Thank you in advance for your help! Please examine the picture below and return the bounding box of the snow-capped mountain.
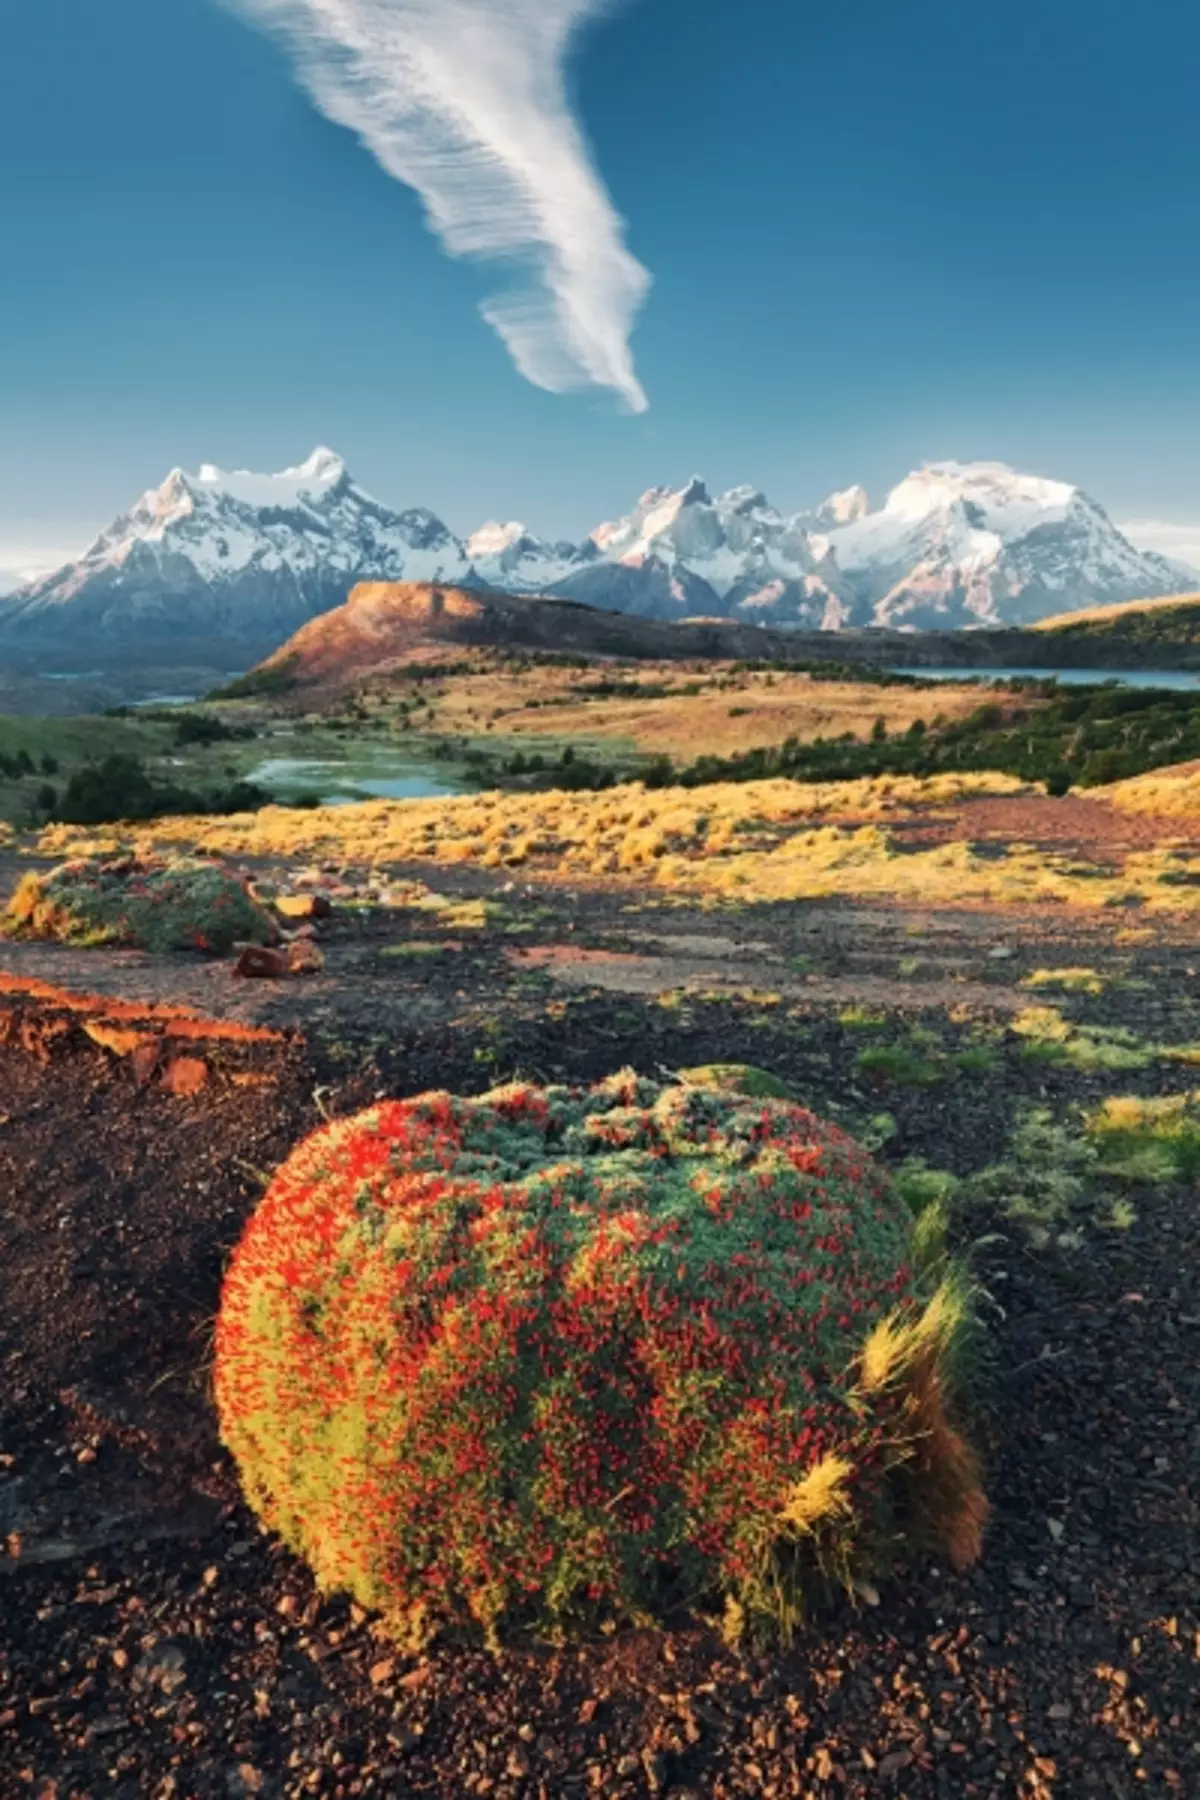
[0,448,471,650]
[3,449,1193,659]
[539,477,854,628]
[818,462,1197,629]
[465,519,597,593]
[470,464,1193,631]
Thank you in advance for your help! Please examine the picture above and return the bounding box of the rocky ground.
[0,854,1197,1798]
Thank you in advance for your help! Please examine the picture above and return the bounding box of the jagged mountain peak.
[815,484,870,527]
[883,460,1075,526]
[0,449,470,653]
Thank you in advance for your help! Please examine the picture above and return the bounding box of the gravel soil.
[1,865,1198,1799]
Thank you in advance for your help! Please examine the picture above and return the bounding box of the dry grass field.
[39,765,1200,915]
[373,661,991,758]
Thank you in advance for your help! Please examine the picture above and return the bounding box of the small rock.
[642,1751,668,1792]
[160,1056,209,1097]
[275,893,332,921]
[233,945,292,980]
[286,940,325,975]
[226,1765,266,1797]
[133,1641,188,1697]
[131,1038,162,1085]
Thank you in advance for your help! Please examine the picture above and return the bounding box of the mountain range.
[1,448,1193,661]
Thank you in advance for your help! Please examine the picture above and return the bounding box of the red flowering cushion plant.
[215,1071,985,1648]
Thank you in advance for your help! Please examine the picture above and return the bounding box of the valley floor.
[0,807,1198,1798]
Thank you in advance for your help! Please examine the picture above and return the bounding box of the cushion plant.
[216,1071,984,1647]
[3,854,274,956]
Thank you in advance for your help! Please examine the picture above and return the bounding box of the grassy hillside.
[659,681,1200,792]
[1033,591,1200,653]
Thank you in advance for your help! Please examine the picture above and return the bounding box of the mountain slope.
[245,580,834,691]
[0,449,471,655]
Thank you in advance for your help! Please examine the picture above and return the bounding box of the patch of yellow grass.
[1021,966,1106,996]
[1011,1004,1073,1043]
[1104,762,1200,819]
[35,767,1200,915]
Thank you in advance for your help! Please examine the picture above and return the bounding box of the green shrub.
[895,1158,960,1218]
[3,855,275,955]
[855,1044,947,1089]
[1084,1093,1200,1183]
[1012,1005,1153,1074]
[216,1073,984,1649]
[961,1109,1098,1247]
[48,753,268,826]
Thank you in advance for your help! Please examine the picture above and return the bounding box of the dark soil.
[1,866,1198,1798]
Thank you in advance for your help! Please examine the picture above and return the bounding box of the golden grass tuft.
[778,1454,855,1534]
[858,1283,966,1395]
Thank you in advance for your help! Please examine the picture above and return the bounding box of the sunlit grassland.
[1104,760,1200,818]
[37,766,1200,915]
[412,662,989,759]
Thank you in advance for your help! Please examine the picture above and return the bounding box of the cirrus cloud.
[226,0,650,410]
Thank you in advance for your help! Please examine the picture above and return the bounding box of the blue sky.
[2,0,1200,574]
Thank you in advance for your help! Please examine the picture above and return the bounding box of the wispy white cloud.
[1119,518,1200,576]
[227,0,650,410]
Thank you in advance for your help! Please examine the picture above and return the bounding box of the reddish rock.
[131,1039,163,1086]
[160,1056,209,1097]
[232,946,292,980]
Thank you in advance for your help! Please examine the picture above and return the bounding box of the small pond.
[248,756,463,806]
